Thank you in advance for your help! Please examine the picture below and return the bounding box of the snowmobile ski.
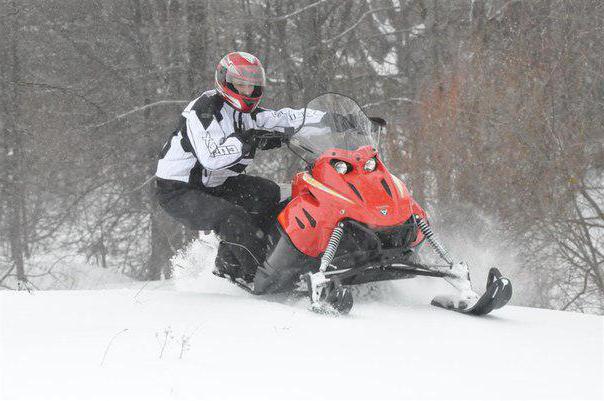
[212,270,255,293]
[302,272,354,315]
[431,267,512,316]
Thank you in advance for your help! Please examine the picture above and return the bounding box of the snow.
[410,23,426,37]
[1,253,136,292]
[1,239,603,400]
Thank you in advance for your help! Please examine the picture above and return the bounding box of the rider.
[154,51,306,284]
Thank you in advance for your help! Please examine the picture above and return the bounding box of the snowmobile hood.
[307,145,414,227]
[278,145,427,257]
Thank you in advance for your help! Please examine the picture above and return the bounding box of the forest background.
[1,0,602,313]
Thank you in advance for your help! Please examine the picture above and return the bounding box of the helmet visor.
[225,64,266,87]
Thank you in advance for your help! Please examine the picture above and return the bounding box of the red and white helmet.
[215,51,266,113]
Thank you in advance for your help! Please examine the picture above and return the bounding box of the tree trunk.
[148,201,191,280]
[1,2,26,283]
[187,0,209,95]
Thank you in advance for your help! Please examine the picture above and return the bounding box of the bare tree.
[1,1,26,285]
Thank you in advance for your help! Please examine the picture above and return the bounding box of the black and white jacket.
[155,90,305,188]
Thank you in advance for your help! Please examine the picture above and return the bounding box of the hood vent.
[348,183,364,201]
[302,208,317,227]
[381,179,392,198]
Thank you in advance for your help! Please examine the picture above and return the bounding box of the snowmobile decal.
[300,172,354,204]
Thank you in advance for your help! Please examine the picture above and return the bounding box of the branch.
[0,266,15,284]
[487,0,521,21]
[21,254,74,279]
[322,7,400,45]
[100,328,128,366]
[579,187,604,220]
[362,97,423,109]
[358,28,413,42]
[100,175,155,196]
[266,6,401,76]
[88,100,189,129]
[51,26,132,87]
[0,2,19,19]
[556,245,593,276]
[564,216,604,224]
[12,81,106,115]
[30,179,113,243]
[268,0,332,21]
[561,271,590,311]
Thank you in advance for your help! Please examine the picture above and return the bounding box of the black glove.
[321,112,356,131]
[242,129,291,151]
[226,129,259,155]
[257,137,282,150]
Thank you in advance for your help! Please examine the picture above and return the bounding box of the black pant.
[155,175,281,279]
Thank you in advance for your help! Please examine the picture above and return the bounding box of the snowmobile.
[216,93,512,316]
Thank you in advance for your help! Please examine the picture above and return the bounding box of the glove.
[225,130,259,155]
[257,137,282,150]
[321,112,356,131]
[258,127,295,149]
[242,129,291,151]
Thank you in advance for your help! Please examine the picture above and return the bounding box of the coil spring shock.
[416,217,454,265]
[320,225,344,272]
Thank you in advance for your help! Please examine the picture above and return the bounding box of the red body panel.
[278,146,427,257]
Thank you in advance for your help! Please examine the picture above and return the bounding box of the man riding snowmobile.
[155,54,512,315]
[155,51,305,283]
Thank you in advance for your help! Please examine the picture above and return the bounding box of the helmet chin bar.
[219,86,262,113]
[221,91,243,111]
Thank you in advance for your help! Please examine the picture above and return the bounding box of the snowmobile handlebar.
[246,127,295,143]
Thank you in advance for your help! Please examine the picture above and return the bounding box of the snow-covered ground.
[1,239,603,400]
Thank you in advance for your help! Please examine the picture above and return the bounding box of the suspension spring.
[320,225,344,272]
[416,217,454,265]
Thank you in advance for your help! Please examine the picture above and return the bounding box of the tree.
[1,1,26,286]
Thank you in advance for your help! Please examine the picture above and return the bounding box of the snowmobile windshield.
[289,93,378,163]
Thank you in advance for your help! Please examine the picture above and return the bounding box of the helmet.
[215,51,266,113]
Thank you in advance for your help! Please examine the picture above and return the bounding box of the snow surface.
[1,239,603,401]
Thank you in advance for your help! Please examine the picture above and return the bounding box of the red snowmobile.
[223,93,512,315]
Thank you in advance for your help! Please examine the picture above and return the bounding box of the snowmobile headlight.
[333,160,349,175]
[364,158,377,172]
